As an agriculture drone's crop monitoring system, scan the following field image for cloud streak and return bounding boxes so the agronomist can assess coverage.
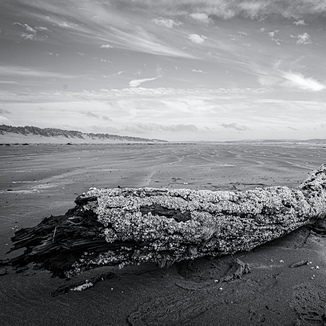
[123,123,198,134]
[189,13,210,23]
[129,76,161,88]
[281,72,325,91]
[116,0,326,19]
[0,65,78,79]
[221,122,249,131]
[108,26,196,58]
[152,17,182,28]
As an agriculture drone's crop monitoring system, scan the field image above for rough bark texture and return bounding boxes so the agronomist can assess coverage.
[9,164,326,278]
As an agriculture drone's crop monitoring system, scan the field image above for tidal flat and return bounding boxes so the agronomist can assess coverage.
[0,142,326,326]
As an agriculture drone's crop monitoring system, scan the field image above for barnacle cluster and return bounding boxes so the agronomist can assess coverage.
[62,165,326,277]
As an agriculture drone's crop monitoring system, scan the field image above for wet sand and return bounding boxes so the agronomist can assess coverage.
[0,142,326,325]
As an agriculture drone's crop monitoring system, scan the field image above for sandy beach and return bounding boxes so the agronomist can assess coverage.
[1,142,326,326]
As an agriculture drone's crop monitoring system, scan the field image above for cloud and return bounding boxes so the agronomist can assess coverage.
[268,30,281,45]
[0,116,10,124]
[56,21,80,30]
[2,82,325,140]
[293,19,306,25]
[0,87,267,106]
[0,109,10,114]
[189,13,210,23]
[152,17,182,28]
[100,44,113,49]
[124,123,198,134]
[129,76,161,87]
[188,34,206,44]
[102,115,111,121]
[281,71,325,91]
[82,111,100,119]
[0,80,18,84]
[109,26,196,58]
[14,22,37,34]
[13,22,38,40]
[35,26,49,31]
[81,111,113,121]
[0,65,77,79]
[296,32,312,45]
[221,123,249,131]
[192,69,205,73]
[116,0,326,20]
[20,33,36,40]
[253,60,326,92]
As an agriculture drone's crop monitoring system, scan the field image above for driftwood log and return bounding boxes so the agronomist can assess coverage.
[8,164,326,278]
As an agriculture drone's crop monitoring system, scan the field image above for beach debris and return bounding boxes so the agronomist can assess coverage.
[70,280,94,292]
[51,272,116,296]
[289,260,309,268]
[220,258,251,282]
[6,164,326,279]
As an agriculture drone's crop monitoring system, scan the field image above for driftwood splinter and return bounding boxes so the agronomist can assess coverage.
[8,164,326,278]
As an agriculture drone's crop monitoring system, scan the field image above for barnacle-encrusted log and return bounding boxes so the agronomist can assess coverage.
[9,164,326,278]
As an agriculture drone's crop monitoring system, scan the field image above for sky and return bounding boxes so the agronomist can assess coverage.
[0,0,326,141]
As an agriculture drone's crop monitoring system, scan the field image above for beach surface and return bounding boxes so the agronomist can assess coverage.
[0,142,326,326]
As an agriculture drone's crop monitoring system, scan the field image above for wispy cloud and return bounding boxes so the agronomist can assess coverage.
[152,17,182,28]
[123,123,198,134]
[0,80,18,84]
[188,34,206,44]
[281,71,325,91]
[10,1,192,58]
[116,0,326,19]
[14,22,37,34]
[13,21,47,41]
[189,13,210,23]
[35,26,49,32]
[0,108,11,114]
[192,69,205,73]
[296,32,312,45]
[256,63,326,92]
[221,122,249,131]
[268,30,281,46]
[20,33,36,40]
[0,116,10,124]
[2,85,325,140]
[293,19,306,25]
[81,111,112,121]
[129,76,161,87]
[0,65,77,79]
[109,26,196,58]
